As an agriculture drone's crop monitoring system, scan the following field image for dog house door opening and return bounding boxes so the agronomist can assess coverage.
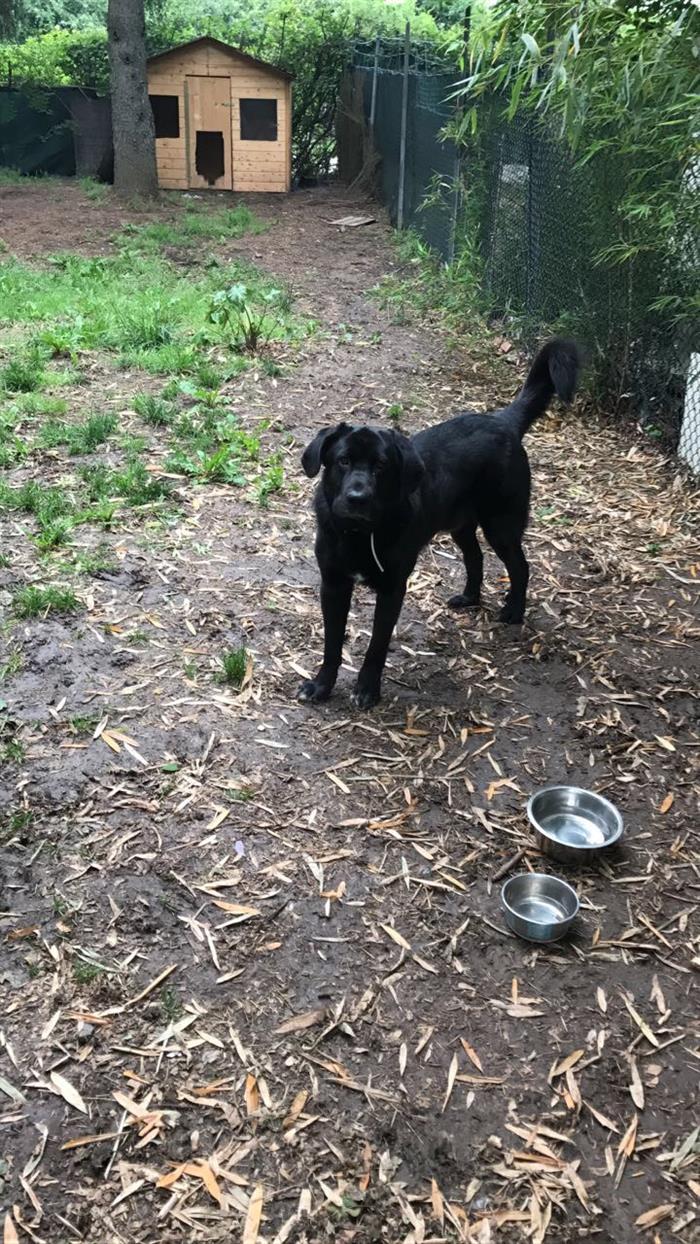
[186,76,232,190]
[195,131,224,184]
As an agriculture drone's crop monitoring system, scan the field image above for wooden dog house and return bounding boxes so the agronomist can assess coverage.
[147,37,292,193]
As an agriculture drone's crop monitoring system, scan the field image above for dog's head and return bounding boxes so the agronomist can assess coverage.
[301,423,424,530]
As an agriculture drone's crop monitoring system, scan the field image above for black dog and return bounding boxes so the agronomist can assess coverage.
[299,338,579,709]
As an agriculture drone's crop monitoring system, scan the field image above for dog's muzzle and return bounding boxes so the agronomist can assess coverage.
[332,495,375,529]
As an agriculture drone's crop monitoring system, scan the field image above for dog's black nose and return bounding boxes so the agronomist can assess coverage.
[346,486,370,506]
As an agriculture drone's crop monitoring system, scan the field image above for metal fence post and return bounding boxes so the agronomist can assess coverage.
[526,118,534,316]
[448,3,471,265]
[449,150,461,266]
[397,21,410,230]
[369,35,380,130]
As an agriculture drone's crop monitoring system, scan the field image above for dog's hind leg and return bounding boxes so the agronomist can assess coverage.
[448,523,483,610]
[298,574,353,703]
[482,516,529,624]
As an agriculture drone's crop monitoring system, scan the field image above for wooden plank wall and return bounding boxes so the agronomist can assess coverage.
[147,63,187,189]
[148,42,291,194]
[230,71,289,193]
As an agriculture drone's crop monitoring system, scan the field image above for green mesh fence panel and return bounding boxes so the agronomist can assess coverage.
[0,88,75,176]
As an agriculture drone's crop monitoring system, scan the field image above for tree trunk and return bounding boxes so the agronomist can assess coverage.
[0,0,15,41]
[107,0,158,199]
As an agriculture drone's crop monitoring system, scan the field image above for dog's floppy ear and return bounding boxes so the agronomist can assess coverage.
[392,431,425,498]
[301,423,350,478]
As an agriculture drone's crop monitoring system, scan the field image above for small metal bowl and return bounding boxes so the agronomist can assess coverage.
[527,785,623,865]
[501,872,579,943]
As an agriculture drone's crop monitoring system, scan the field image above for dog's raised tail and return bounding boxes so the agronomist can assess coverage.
[507,338,580,438]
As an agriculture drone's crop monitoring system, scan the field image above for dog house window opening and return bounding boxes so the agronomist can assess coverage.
[150,94,180,139]
[240,98,278,142]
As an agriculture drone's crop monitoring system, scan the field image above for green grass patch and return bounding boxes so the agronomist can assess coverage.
[12,583,80,618]
[73,959,104,985]
[0,251,211,359]
[79,459,170,507]
[1,808,33,842]
[166,408,260,485]
[373,229,483,331]
[2,342,48,393]
[37,412,118,455]
[256,453,284,507]
[4,392,67,419]
[0,168,28,186]
[79,176,109,203]
[133,393,176,426]
[69,711,102,735]
[190,360,225,390]
[119,340,200,376]
[118,432,147,456]
[167,443,246,485]
[219,646,248,688]
[0,477,79,548]
[160,985,183,1021]
[0,434,27,469]
[0,478,73,522]
[112,302,176,352]
[0,648,23,681]
[2,737,24,764]
[35,322,87,363]
[71,545,118,576]
[0,248,310,380]
[34,516,73,551]
[122,203,265,253]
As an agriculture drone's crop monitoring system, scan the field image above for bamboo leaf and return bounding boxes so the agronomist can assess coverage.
[521,33,540,59]
[4,1216,19,1244]
[50,1071,88,1115]
[243,1184,263,1243]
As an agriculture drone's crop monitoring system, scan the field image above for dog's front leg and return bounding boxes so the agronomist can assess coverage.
[354,583,407,709]
[298,574,353,704]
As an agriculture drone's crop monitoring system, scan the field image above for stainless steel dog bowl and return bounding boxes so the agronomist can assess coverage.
[501,872,579,943]
[527,785,623,864]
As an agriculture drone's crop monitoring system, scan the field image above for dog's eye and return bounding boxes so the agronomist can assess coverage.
[337,456,350,469]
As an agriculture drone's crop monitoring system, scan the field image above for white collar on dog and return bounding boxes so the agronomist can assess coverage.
[370,531,384,574]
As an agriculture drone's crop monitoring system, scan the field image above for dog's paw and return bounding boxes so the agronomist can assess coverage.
[498,602,525,625]
[298,679,332,704]
[353,683,381,710]
[448,592,480,611]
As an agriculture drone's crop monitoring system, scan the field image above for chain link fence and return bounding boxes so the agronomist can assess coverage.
[346,40,700,472]
[352,39,460,262]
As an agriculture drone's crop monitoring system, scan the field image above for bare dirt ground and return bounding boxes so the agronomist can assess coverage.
[1,179,699,1244]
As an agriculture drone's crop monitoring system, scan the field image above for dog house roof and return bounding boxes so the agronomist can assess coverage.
[147,36,293,81]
